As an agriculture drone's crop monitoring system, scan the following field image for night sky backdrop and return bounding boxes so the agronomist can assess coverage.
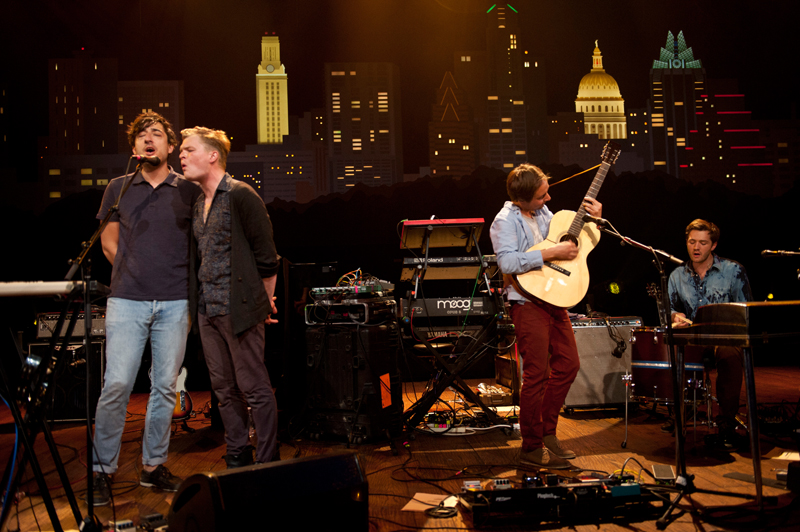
[1,1,798,340]
[2,0,796,174]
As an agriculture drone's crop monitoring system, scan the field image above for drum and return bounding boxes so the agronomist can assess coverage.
[630,327,707,403]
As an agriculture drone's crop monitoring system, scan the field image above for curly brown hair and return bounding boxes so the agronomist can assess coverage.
[126,112,178,149]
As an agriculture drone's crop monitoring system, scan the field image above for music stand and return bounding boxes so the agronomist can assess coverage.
[399,218,506,429]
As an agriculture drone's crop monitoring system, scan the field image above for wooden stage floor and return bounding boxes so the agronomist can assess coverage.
[2,366,799,531]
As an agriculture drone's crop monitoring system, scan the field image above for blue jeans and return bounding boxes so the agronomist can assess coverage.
[93,298,189,473]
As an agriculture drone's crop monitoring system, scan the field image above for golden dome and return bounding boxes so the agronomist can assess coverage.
[576,44,622,100]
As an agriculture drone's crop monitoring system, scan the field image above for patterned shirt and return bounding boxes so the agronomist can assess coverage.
[668,254,752,322]
[193,174,233,317]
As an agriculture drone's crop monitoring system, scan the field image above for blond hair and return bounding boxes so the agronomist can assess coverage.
[181,127,231,170]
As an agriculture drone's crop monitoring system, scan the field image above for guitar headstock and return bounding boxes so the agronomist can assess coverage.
[646,282,662,299]
[601,141,621,165]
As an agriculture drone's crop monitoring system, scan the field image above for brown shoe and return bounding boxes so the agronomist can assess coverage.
[543,435,577,459]
[518,447,572,469]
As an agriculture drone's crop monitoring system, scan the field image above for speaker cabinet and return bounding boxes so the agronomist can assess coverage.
[29,340,105,422]
[168,452,368,532]
[564,317,641,409]
[305,323,403,442]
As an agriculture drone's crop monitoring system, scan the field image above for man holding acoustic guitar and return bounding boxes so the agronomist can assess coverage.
[490,163,604,469]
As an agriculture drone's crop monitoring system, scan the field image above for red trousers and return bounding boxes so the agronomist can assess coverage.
[511,299,580,451]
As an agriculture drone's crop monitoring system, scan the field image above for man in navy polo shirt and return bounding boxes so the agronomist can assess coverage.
[91,112,201,505]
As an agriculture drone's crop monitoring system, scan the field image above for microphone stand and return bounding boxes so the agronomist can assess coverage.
[592,220,765,529]
[63,157,146,532]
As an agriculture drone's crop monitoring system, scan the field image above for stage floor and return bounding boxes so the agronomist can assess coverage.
[1,366,799,531]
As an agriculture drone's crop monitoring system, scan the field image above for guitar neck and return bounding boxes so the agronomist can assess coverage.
[567,160,613,236]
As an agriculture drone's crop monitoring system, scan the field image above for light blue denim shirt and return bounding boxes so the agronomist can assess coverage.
[489,201,553,302]
[668,254,752,321]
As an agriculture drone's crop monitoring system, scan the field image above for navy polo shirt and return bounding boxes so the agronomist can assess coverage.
[97,169,201,301]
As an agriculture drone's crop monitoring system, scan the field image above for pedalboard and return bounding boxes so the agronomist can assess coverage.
[459,475,661,526]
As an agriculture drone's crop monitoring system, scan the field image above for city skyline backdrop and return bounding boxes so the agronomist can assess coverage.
[2,0,796,176]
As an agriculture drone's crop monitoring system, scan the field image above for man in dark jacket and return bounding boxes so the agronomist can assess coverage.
[180,126,280,466]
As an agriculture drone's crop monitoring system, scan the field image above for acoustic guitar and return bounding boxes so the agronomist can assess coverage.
[513,142,621,308]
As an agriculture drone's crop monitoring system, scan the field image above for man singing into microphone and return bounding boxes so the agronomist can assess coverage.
[490,164,602,469]
[669,219,751,450]
[91,112,200,505]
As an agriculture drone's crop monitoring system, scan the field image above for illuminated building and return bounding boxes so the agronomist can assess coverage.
[547,111,646,174]
[450,4,528,172]
[428,72,478,177]
[47,50,118,156]
[117,81,184,154]
[485,4,528,171]
[575,43,627,140]
[256,36,289,144]
[325,62,403,193]
[521,53,548,165]
[648,31,706,178]
[227,136,317,204]
[681,79,790,197]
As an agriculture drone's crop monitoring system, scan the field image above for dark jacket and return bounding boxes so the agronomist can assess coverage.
[190,177,280,335]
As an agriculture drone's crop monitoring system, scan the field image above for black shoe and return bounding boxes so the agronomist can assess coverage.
[661,418,675,433]
[87,473,111,506]
[224,445,255,469]
[140,465,182,492]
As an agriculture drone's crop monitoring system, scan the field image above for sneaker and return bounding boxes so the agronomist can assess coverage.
[224,445,255,469]
[518,447,572,470]
[543,435,577,459]
[661,418,675,434]
[140,465,182,492]
[87,473,111,506]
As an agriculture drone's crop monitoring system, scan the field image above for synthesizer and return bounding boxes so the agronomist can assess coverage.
[400,296,497,318]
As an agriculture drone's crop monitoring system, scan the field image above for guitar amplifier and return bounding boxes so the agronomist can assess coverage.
[36,309,106,339]
[564,316,641,409]
[495,317,641,409]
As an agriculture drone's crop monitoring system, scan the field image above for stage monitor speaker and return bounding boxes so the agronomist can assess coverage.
[28,340,105,422]
[564,317,640,409]
[168,452,368,532]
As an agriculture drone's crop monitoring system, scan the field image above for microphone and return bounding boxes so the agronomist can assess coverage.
[762,250,800,257]
[612,341,626,358]
[654,249,684,266]
[131,154,161,166]
[582,214,609,226]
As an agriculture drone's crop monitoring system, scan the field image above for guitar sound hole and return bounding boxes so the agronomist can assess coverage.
[559,234,578,246]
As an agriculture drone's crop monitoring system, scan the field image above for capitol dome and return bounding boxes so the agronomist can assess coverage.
[574,42,627,139]
[576,45,622,98]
